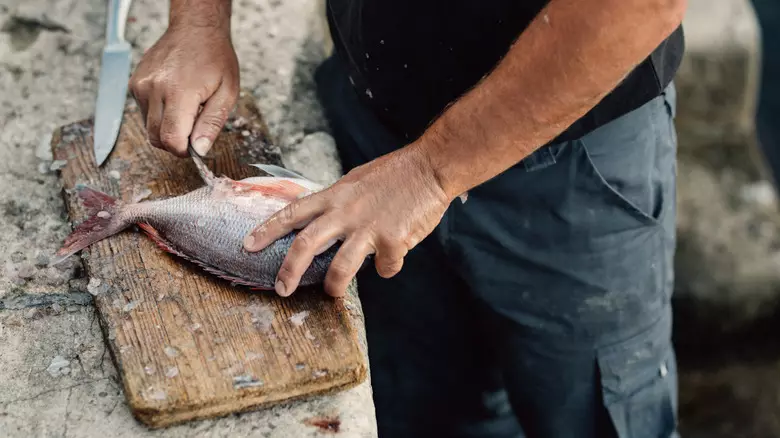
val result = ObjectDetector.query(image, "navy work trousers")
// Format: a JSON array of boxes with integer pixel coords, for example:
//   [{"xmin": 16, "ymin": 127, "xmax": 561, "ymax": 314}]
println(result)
[{"xmin": 314, "ymin": 55, "xmax": 680, "ymax": 438}]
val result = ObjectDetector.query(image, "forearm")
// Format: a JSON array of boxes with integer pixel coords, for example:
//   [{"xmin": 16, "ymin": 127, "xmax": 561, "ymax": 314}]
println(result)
[
  {"xmin": 417, "ymin": 0, "xmax": 686, "ymax": 200},
  {"xmin": 169, "ymin": 0, "xmax": 232, "ymax": 31}
]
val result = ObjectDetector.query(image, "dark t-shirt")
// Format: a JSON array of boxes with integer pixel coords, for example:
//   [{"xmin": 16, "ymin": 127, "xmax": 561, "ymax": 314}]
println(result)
[{"xmin": 325, "ymin": 0, "xmax": 685, "ymax": 143}]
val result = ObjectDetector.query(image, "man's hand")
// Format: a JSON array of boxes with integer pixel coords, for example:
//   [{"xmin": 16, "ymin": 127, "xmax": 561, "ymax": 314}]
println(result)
[
  {"xmin": 243, "ymin": 145, "xmax": 452, "ymax": 298},
  {"xmin": 129, "ymin": 13, "xmax": 238, "ymax": 157}
]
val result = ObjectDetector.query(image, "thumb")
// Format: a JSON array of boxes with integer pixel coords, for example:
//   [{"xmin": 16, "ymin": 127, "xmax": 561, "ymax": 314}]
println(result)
[{"xmin": 190, "ymin": 82, "xmax": 238, "ymax": 155}]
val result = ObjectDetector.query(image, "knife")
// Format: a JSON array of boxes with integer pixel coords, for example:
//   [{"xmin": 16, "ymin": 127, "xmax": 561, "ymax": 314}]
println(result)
[{"xmin": 93, "ymin": 0, "xmax": 133, "ymax": 167}]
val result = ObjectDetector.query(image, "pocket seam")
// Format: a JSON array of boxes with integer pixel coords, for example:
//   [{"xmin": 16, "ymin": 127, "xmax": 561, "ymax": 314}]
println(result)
[
  {"xmin": 577, "ymin": 139, "xmax": 661, "ymax": 227},
  {"xmin": 520, "ymin": 142, "xmax": 566, "ymax": 172}
]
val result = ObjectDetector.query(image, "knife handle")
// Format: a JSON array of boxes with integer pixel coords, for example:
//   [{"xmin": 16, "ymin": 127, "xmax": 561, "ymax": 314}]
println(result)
[{"xmin": 106, "ymin": 0, "xmax": 132, "ymax": 46}]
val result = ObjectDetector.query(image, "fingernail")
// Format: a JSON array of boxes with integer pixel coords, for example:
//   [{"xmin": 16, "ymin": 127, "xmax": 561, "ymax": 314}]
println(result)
[
  {"xmin": 192, "ymin": 137, "xmax": 211, "ymax": 156},
  {"xmin": 243, "ymin": 234, "xmax": 255, "ymax": 250},
  {"xmin": 275, "ymin": 279, "xmax": 288, "ymax": 297}
]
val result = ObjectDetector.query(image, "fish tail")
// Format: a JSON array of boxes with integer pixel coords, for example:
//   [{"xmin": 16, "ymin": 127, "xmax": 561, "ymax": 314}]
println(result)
[{"xmin": 50, "ymin": 186, "xmax": 131, "ymax": 266}]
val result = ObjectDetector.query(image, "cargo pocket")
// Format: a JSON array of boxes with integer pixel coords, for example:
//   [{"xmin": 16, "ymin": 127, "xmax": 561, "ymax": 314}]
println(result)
[
  {"xmin": 597, "ymin": 323, "xmax": 678, "ymax": 438},
  {"xmin": 576, "ymin": 137, "xmax": 663, "ymax": 228}
]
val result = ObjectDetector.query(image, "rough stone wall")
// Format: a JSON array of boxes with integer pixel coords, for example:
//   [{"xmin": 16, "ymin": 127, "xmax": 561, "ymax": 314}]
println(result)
[
  {"xmin": 673, "ymin": 1, "xmax": 780, "ymax": 436},
  {"xmin": 672, "ymin": 0, "xmax": 780, "ymax": 345}
]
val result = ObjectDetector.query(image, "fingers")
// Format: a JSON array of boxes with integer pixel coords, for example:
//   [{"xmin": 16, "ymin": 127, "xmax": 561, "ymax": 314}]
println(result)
[
  {"xmin": 374, "ymin": 244, "xmax": 406, "ymax": 279},
  {"xmin": 131, "ymin": 89, "xmax": 149, "ymax": 122},
  {"xmin": 324, "ymin": 236, "xmax": 373, "ymax": 297},
  {"xmin": 129, "ymin": 74, "xmax": 149, "ymax": 121},
  {"xmin": 190, "ymin": 81, "xmax": 238, "ymax": 156},
  {"xmin": 130, "ymin": 78, "xmax": 235, "ymax": 158},
  {"xmin": 244, "ymin": 194, "xmax": 328, "ymax": 253},
  {"xmin": 159, "ymin": 93, "xmax": 202, "ymax": 157},
  {"xmin": 145, "ymin": 91, "xmax": 164, "ymax": 150},
  {"xmin": 274, "ymin": 216, "xmax": 344, "ymax": 297}
]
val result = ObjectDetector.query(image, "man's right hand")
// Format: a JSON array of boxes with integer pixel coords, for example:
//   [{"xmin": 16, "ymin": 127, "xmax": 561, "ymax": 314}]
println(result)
[{"xmin": 129, "ymin": 21, "xmax": 239, "ymax": 158}]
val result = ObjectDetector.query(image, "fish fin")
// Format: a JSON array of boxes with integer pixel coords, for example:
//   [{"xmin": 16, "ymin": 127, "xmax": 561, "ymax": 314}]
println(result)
[
  {"xmin": 75, "ymin": 184, "xmax": 120, "ymax": 214},
  {"xmin": 137, "ymin": 223, "xmax": 181, "ymax": 256},
  {"xmin": 188, "ymin": 144, "xmax": 217, "ymax": 186},
  {"xmin": 249, "ymin": 163, "xmax": 310, "ymax": 181},
  {"xmin": 137, "ymin": 223, "xmax": 271, "ymax": 289},
  {"xmin": 231, "ymin": 179, "xmax": 310, "ymax": 202},
  {"xmin": 50, "ymin": 190, "xmax": 129, "ymax": 266}
]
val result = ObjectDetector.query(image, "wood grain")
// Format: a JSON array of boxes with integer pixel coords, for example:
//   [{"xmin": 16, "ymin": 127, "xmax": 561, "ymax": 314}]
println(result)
[{"xmin": 50, "ymin": 91, "xmax": 367, "ymax": 428}]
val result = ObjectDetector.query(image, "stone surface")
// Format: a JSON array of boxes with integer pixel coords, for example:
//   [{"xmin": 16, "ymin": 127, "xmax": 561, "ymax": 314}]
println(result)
[
  {"xmin": 672, "ymin": 2, "xmax": 780, "ymax": 435},
  {"xmin": 0, "ymin": 0, "xmax": 376, "ymax": 435},
  {"xmin": 671, "ymin": 0, "xmax": 780, "ymax": 344},
  {"xmin": 675, "ymin": 0, "xmax": 762, "ymax": 157},
  {"xmin": 673, "ymin": 157, "xmax": 780, "ymax": 342}
]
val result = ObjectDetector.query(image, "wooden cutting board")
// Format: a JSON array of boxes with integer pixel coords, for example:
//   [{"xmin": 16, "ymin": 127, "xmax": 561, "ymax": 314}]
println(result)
[{"xmin": 50, "ymin": 91, "xmax": 367, "ymax": 428}]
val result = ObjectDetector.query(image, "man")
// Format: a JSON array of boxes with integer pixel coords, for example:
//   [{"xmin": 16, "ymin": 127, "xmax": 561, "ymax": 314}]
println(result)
[{"xmin": 130, "ymin": 0, "xmax": 687, "ymax": 436}]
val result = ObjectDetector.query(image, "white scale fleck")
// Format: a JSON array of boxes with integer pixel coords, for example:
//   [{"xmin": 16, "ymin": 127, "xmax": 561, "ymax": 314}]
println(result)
[
  {"xmin": 97, "ymin": 211, "xmax": 111, "ymax": 219},
  {"xmin": 108, "ymin": 170, "xmax": 121, "ymax": 180},
  {"xmin": 123, "ymin": 300, "xmax": 139, "ymax": 312},
  {"xmin": 147, "ymin": 388, "xmax": 167, "ymax": 401},
  {"xmin": 165, "ymin": 367, "xmax": 179, "ymax": 378},
  {"xmin": 87, "ymin": 277, "xmax": 103, "ymax": 296},
  {"xmin": 245, "ymin": 351, "xmax": 264, "ymax": 361},
  {"xmin": 47, "ymin": 356, "xmax": 71, "ymax": 377},
  {"xmin": 144, "ymin": 365, "xmax": 156, "ymax": 375},
  {"xmin": 233, "ymin": 375, "xmax": 264, "ymax": 389},
  {"xmin": 49, "ymin": 160, "xmax": 67, "ymax": 171},
  {"xmin": 246, "ymin": 303, "xmax": 275, "ymax": 332},
  {"xmin": 164, "ymin": 346, "xmax": 179, "ymax": 358},
  {"xmin": 132, "ymin": 188, "xmax": 153, "ymax": 203},
  {"xmin": 365, "ymin": 88, "xmax": 374, "ymax": 99},
  {"xmin": 288, "ymin": 310, "xmax": 310, "ymax": 327}
]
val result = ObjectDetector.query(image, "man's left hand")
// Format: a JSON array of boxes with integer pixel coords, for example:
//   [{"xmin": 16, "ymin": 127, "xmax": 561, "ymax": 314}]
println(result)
[{"xmin": 243, "ymin": 145, "xmax": 452, "ymax": 298}]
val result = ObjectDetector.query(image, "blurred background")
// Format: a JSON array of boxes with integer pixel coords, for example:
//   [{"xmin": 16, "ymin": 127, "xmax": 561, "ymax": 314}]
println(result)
[{"xmin": 0, "ymin": 0, "xmax": 778, "ymax": 436}]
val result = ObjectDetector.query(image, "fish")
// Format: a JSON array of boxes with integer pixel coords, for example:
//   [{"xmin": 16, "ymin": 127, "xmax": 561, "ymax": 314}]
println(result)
[{"xmin": 52, "ymin": 148, "xmax": 340, "ymax": 290}]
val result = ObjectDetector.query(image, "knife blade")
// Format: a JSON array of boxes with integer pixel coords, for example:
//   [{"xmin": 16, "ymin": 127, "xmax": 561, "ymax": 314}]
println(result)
[{"xmin": 93, "ymin": 0, "xmax": 133, "ymax": 167}]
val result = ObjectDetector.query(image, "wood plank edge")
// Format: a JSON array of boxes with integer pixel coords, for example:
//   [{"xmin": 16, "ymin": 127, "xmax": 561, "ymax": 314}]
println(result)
[{"xmin": 131, "ymin": 362, "xmax": 368, "ymax": 429}]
